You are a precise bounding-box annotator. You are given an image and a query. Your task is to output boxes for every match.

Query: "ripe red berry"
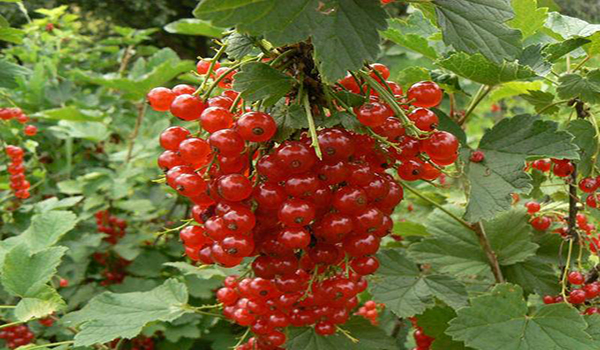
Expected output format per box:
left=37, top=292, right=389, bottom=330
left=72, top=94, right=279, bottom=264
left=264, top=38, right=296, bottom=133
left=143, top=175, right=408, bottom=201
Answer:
left=531, top=216, right=552, bottom=231
left=217, top=174, right=253, bottom=202
left=159, top=126, right=190, bottom=151
left=356, top=102, right=390, bottom=127
left=24, top=125, right=38, bottom=136
left=470, top=150, right=485, bottom=163
left=197, top=59, right=220, bottom=75
left=170, top=94, right=207, bottom=121
left=525, top=201, right=541, bottom=214
left=552, top=160, right=574, bottom=177
left=172, top=84, right=196, bottom=95
left=569, top=289, right=587, bottom=304
left=579, top=177, right=599, bottom=193
left=215, top=67, right=237, bottom=89
left=278, top=199, right=316, bottom=227
left=542, top=295, right=555, bottom=304
left=174, top=173, right=207, bottom=197
left=531, top=159, right=552, bottom=172
left=568, top=271, right=585, bottom=285
left=209, top=129, right=245, bottom=156
left=407, top=81, right=443, bottom=108
left=275, top=141, right=317, bottom=174
left=147, top=87, right=176, bottom=112
left=408, top=108, right=438, bottom=131
left=59, top=278, right=69, bottom=288
left=201, top=107, right=234, bottom=133
left=421, top=131, right=459, bottom=161
left=236, top=111, right=277, bottom=142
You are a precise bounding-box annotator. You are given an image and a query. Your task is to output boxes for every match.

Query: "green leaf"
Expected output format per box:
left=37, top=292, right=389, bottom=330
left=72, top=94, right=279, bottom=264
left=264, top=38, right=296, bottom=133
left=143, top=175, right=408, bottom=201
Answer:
left=519, top=44, right=552, bottom=76
left=49, top=121, right=110, bottom=142
left=396, top=66, right=431, bottom=91
left=194, top=0, right=388, bottom=83
left=370, top=249, right=467, bottom=317
left=410, top=207, right=537, bottom=277
left=393, top=221, right=429, bottom=237
left=446, top=284, right=597, bottom=350
left=433, top=0, right=522, bottom=63
left=437, top=52, right=536, bottom=86
left=382, top=18, right=438, bottom=59
left=75, top=48, right=194, bottom=100
left=435, top=108, right=467, bottom=145
left=22, top=211, right=78, bottom=253
left=488, top=82, right=542, bottom=103
left=464, top=114, right=579, bottom=221
left=586, top=314, right=600, bottom=346
left=286, top=317, right=396, bottom=350
left=70, top=279, right=191, bottom=346
left=502, top=257, right=559, bottom=296
left=331, top=90, right=366, bottom=108
left=1, top=245, right=67, bottom=298
left=225, top=32, right=259, bottom=60
left=418, top=306, right=471, bottom=350
left=567, top=119, right=598, bottom=176
left=544, top=12, right=600, bottom=40
left=233, top=62, right=295, bottom=105
left=0, top=27, right=24, bottom=44
left=164, top=19, right=225, bottom=37
left=543, top=37, right=591, bottom=62
left=0, top=59, right=31, bottom=89
left=508, top=0, right=548, bottom=38
left=37, top=106, right=104, bottom=122
left=14, top=289, right=65, bottom=322
left=272, top=104, right=309, bottom=142
left=127, top=251, right=169, bottom=278
left=520, top=90, right=559, bottom=114
left=557, top=69, right=600, bottom=105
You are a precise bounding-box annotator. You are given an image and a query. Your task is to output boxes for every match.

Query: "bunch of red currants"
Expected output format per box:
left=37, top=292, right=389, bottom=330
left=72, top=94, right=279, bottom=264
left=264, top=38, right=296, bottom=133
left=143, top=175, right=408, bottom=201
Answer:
left=0, top=325, right=34, bottom=349
left=0, top=107, right=38, bottom=136
left=148, top=57, right=457, bottom=349
left=5, top=145, right=31, bottom=199
left=94, top=210, right=128, bottom=245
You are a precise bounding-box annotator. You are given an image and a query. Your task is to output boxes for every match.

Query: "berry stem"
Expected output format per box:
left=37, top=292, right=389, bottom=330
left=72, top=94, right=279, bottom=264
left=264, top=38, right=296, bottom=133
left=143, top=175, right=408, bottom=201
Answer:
left=537, top=99, right=570, bottom=115
left=125, top=102, right=147, bottom=164
left=302, top=93, right=323, bottom=160
left=19, top=341, right=75, bottom=350
left=358, top=72, right=422, bottom=137
left=233, top=327, right=251, bottom=349
left=201, top=60, right=247, bottom=100
left=335, top=325, right=359, bottom=343
left=0, top=305, right=15, bottom=309
left=459, top=85, right=493, bottom=126
left=400, top=181, right=472, bottom=230
left=194, top=43, right=228, bottom=96
left=561, top=238, right=575, bottom=304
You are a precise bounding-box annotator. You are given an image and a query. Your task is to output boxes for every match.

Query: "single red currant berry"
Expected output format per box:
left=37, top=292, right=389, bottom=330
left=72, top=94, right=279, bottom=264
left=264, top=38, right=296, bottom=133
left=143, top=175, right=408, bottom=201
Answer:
left=569, top=289, right=587, bottom=304
left=174, top=173, right=207, bottom=197
left=172, top=84, right=196, bottom=95
left=159, top=126, right=190, bottom=151
left=217, top=174, right=253, bottom=202
left=422, top=131, right=459, bottom=160
left=24, top=125, right=38, bottom=136
left=369, top=63, right=390, bottom=81
left=568, top=271, right=585, bottom=285
left=197, top=59, right=220, bottom=75
left=530, top=216, right=552, bottom=231
left=147, top=87, right=176, bottom=112
left=531, top=159, right=552, bottom=172
left=274, top=141, right=317, bottom=174
left=408, top=108, right=438, bottom=131
left=315, top=321, right=336, bottom=336
left=542, top=295, right=555, bottom=304
left=397, top=159, right=424, bottom=181
left=215, top=67, right=237, bottom=89
left=208, top=129, right=245, bottom=156
left=236, top=111, right=277, bottom=142
left=525, top=201, right=541, bottom=214
left=200, top=107, right=234, bottom=133
left=278, top=199, right=316, bottom=227
left=178, top=137, right=211, bottom=167
left=59, top=278, right=69, bottom=288
left=170, top=94, right=207, bottom=121
left=587, top=194, right=599, bottom=208
left=356, top=102, right=390, bottom=127
left=407, top=81, right=443, bottom=108
left=579, top=177, right=599, bottom=193
left=552, top=160, right=574, bottom=177
left=470, top=150, right=485, bottom=163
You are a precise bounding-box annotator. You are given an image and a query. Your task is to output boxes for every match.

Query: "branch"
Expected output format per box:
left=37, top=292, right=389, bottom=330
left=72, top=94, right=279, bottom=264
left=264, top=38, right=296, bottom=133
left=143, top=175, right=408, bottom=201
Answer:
left=125, top=102, right=147, bottom=164
left=471, top=222, right=504, bottom=283
left=458, top=85, right=493, bottom=126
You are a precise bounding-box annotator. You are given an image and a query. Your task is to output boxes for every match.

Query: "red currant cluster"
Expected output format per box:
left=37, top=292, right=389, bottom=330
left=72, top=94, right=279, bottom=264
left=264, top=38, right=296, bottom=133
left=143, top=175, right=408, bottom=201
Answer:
left=92, top=252, right=130, bottom=285
left=354, top=300, right=382, bottom=326
left=528, top=158, right=574, bottom=178
left=544, top=271, right=600, bottom=312
left=110, top=336, right=155, bottom=350
left=5, top=145, right=31, bottom=199
left=525, top=201, right=597, bottom=234
left=408, top=317, right=435, bottom=350
left=0, top=107, right=38, bottom=136
left=340, top=66, right=459, bottom=181
left=94, top=210, right=128, bottom=245
left=149, top=55, right=456, bottom=347
left=0, top=325, right=34, bottom=349
left=38, top=317, right=54, bottom=327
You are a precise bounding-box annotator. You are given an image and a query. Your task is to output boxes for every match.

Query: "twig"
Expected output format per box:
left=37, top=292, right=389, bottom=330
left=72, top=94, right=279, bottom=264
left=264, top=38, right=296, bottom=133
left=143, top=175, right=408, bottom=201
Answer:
left=302, top=89, right=323, bottom=159
left=459, top=85, right=493, bottom=125
left=471, top=222, right=504, bottom=283
left=125, top=102, right=147, bottom=164
left=118, top=45, right=135, bottom=76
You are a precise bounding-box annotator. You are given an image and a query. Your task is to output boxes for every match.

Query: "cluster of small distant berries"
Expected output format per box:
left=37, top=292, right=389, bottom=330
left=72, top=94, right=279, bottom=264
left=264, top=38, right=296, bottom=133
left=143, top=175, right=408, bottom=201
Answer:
left=94, top=210, right=128, bottom=245
left=544, top=271, right=600, bottom=313
left=5, top=145, right=31, bottom=199
left=0, top=325, right=34, bottom=349
left=0, top=107, right=38, bottom=137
